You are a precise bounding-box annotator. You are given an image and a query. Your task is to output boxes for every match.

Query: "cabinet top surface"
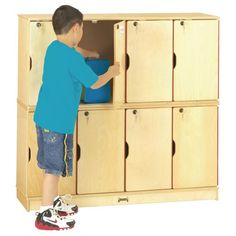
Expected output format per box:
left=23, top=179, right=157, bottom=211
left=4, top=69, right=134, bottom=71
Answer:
left=18, top=13, right=219, bottom=21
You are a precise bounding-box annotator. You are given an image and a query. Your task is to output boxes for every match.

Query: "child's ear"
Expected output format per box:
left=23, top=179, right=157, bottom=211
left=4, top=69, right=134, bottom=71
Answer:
left=71, top=23, right=79, bottom=32
left=78, top=23, right=83, bottom=30
left=75, top=23, right=81, bottom=32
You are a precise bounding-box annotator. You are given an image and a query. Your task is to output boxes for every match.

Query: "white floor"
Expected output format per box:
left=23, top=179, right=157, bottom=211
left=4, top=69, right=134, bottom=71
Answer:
left=2, top=184, right=235, bottom=236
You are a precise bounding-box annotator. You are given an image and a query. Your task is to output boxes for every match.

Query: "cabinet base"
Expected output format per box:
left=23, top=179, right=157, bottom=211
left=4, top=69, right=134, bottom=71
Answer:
left=17, top=186, right=218, bottom=211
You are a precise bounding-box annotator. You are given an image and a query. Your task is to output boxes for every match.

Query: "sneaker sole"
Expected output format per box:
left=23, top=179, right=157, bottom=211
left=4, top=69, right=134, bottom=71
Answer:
left=35, top=221, right=75, bottom=231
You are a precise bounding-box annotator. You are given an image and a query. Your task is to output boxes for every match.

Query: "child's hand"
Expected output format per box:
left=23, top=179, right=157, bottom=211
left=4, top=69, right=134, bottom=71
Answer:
left=75, top=47, right=100, bottom=58
left=88, top=51, right=100, bottom=58
left=109, top=62, right=120, bottom=77
left=85, top=50, right=99, bottom=59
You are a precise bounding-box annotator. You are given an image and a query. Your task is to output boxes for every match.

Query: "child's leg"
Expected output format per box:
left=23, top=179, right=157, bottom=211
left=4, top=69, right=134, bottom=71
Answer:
left=35, top=173, right=76, bottom=231
left=42, top=173, right=60, bottom=206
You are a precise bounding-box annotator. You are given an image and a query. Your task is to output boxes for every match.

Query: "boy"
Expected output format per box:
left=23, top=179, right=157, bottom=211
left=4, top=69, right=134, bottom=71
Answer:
left=33, top=5, right=120, bottom=230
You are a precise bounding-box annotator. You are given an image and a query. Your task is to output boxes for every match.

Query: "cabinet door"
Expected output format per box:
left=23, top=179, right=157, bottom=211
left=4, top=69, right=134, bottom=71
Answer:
left=174, top=20, right=219, bottom=101
left=113, top=21, right=126, bottom=104
left=28, top=113, right=76, bottom=197
left=29, top=21, right=56, bottom=106
left=77, top=110, right=124, bottom=194
left=173, top=106, right=218, bottom=188
left=126, top=21, right=173, bottom=102
left=126, top=108, right=172, bottom=191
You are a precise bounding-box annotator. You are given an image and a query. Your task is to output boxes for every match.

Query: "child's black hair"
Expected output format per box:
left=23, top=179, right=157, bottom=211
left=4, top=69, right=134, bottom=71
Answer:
left=52, top=5, right=83, bottom=35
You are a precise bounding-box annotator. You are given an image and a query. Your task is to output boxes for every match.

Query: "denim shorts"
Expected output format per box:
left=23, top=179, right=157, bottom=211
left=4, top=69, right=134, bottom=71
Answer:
left=35, top=125, right=73, bottom=177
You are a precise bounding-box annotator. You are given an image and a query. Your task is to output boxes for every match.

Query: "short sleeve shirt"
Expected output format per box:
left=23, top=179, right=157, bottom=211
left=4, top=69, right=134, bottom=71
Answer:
left=33, top=40, right=99, bottom=134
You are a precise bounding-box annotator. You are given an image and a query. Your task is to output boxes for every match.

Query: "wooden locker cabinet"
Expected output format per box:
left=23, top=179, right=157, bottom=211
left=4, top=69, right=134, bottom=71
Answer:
left=17, top=13, right=219, bottom=211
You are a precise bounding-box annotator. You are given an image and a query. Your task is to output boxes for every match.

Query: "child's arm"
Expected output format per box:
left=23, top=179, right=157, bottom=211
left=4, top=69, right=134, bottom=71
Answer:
left=91, top=62, right=120, bottom=89
left=69, top=50, right=120, bottom=90
left=75, top=46, right=99, bottom=58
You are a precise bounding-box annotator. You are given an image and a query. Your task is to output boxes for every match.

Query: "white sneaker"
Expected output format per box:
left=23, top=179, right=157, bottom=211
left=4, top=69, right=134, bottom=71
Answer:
left=53, top=194, right=78, bottom=216
left=35, top=208, right=75, bottom=230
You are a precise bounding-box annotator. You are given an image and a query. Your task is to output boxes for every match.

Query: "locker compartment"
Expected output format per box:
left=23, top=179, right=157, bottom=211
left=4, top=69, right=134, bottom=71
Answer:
left=26, top=19, right=124, bottom=106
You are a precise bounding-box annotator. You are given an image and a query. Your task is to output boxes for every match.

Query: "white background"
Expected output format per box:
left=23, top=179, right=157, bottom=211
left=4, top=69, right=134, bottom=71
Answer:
left=0, top=0, right=235, bottom=235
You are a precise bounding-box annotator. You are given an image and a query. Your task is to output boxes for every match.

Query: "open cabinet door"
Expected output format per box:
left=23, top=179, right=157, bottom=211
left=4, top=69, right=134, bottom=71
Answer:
left=113, top=21, right=126, bottom=105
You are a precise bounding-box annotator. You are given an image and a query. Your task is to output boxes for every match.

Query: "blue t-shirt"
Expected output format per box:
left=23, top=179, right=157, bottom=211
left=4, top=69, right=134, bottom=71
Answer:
left=33, top=40, right=99, bottom=134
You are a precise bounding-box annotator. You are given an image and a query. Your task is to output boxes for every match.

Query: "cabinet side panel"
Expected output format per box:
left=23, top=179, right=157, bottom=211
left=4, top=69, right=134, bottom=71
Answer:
left=27, top=112, right=42, bottom=196
left=18, top=17, right=29, bottom=105
left=16, top=103, right=28, bottom=196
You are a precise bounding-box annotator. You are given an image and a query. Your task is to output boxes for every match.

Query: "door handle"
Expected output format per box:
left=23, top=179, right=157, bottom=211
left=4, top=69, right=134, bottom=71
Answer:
left=77, top=144, right=81, bottom=161
left=28, top=147, right=31, bottom=162
left=126, top=53, right=130, bottom=70
left=29, top=56, right=32, bottom=71
left=125, top=141, right=129, bottom=159
left=173, top=53, right=176, bottom=69
left=172, top=140, right=176, bottom=157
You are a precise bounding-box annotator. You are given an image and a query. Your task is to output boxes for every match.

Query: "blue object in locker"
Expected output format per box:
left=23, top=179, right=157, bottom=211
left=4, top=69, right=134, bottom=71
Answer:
left=84, top=58, right=111, bottom=103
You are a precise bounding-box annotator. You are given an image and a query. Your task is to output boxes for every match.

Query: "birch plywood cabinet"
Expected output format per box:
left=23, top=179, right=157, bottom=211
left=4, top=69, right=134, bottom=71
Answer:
left=17, top=13, right=219, bottom=211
